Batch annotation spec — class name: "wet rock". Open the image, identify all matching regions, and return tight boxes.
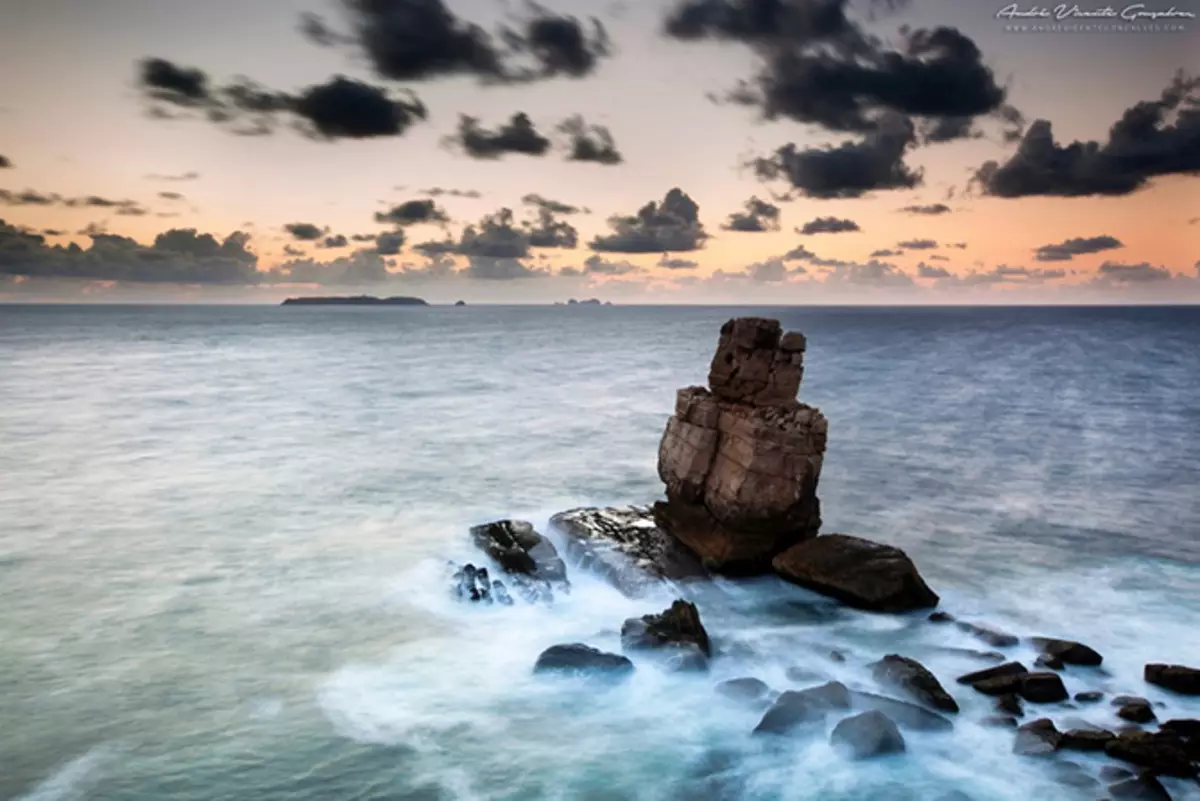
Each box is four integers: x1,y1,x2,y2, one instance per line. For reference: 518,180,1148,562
1118,699,1157,724
451,562,495,603
533,644,634,677
716,677,772,705
549,505,707,597
656,318,826,573
848,691,955,732
928,611,955,623
1013,718,1062,756
621,600,711,659
469,520,567,602
996,693,1024,716
955,621,1019,648
1076,691,1105,703
870,654,959,713
1104,730,1196,778
1145,663,1200,696
753,682,850,735
1099,765,1135,781
1019,672,1069,703
1107,773,1172,800
831,710,906,759
1048,761,1100,792
828,649,847,663
957,662,1029,686
982,715,1019,728
1031,637,1104,666
1061,728,1116,751
972,675,1024,696
1159,718,1200,739
928,646,1007,663
785,665,825,683
663,644,710,673
490,579,513,606
772,534,939,612
1034,653,1064,671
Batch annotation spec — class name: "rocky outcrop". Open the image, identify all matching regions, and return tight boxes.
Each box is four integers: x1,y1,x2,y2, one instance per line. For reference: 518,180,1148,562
533,644,634,677
869,654,959,713
1145,663,1200,695
469,519,568,602
549,505,706,597
831,711,906,759
656,318,826,572
621,600,712,671
772,534,939,612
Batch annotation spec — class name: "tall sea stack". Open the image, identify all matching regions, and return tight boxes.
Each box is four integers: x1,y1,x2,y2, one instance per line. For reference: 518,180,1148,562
655,317,827,573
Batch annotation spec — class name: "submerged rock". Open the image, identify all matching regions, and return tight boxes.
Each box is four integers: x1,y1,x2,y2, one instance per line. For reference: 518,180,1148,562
753,682,851,736
1075,690,1105,703
870,655,959,713
848,690,954,732
1031,637,1103,666
469,519,568,602
451,562,496,603
533,644,634,678
656,318,826,572
955,621,1019,648
621,600,711,657
831,710,906,759
1107,774,1172,800
772,534,939,612
996,693,1024,716
1118,698,1157,724
549,505,707,597
716,677,773,706
1013,718,1062,756
1060,728,1116,751
957,662,1028,686
1144,663,1200,695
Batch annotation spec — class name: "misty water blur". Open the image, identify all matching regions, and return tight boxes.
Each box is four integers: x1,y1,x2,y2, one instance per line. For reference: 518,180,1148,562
2,304,1198,800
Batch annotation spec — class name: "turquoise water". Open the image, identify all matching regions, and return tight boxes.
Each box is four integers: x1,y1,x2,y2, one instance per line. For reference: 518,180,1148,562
2,305,1198,800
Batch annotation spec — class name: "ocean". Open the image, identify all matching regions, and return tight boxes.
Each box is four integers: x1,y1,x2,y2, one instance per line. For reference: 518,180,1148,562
2,304,1198,800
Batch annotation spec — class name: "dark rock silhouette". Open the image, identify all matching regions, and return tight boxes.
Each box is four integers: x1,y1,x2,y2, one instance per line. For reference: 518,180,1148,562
830,710,906,759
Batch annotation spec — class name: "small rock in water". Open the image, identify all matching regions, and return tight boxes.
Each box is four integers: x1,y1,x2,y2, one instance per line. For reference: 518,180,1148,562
1034,653,1063,671
772,534,939,612
1047,761,1100,792
830,710,906,759
1104,730,1196,777
451,562,496,603
1013,718,1062,756
1099,765,1135,781
1117,699,1157,724
1107,773,1172,800
620,600,711,669
955,621,1019,648
753,682,851,736
1144,663,1200,695
533,644,634,678
786,665,825,683
1031,637,1104,666
849,691,954,732
715,677,772,705
981,715,1019,729
996,693,1024,716
1075,690,1104,703
469,520,568,603
1060,728,1116,751
1018,672,1069,703
928,611,955,623
958,661,1028,685
869,654,959,713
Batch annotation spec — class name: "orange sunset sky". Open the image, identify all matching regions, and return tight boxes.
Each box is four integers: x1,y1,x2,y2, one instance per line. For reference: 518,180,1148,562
0,0,1197,303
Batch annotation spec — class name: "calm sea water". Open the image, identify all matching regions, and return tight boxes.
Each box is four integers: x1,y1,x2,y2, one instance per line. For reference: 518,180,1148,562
2,304,1199,801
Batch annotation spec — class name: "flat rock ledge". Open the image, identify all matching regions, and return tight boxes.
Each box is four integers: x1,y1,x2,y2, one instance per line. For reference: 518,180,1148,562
772,534,939,613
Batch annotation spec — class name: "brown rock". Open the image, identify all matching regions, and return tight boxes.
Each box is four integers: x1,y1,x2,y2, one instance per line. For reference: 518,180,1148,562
1107,773,1172,800
1031,637,1104,666
1105,730,1196,778
955,621,1019,648
1075,691,1105,703
870,654,959,713
1061,728,1116,751
830,710,906,759
621,600,711,658
772,534,939,612
1145,663,1200,695
656,318,827,572
996,693,1024,716
957,661,1029,686
1118,699,1157,724
1018,672,1069,703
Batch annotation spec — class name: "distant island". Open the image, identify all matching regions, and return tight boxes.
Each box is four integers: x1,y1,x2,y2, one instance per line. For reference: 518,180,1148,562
281,295,429,306
554,298,613,306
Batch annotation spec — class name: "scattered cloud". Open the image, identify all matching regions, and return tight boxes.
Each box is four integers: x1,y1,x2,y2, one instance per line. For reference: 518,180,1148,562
901,203,951,215
284,222,326,241
374,199,451,226
798,216,860,235
558,115,623,164
283,244,305,256
0,189,148,216
917,262,951,278
658,254,698,269
522,194,587,215
723,196,782,232
590,188,709,252
871,248,903,257
0,155,12,169
158,191,185,201
1034,235,1123,262
375,231,406,255
421,187,482,199
898,238,938,249
319,234,349,249
581,254,641,275
145,171,199,182
1096,261,1173,282
449,112,551,159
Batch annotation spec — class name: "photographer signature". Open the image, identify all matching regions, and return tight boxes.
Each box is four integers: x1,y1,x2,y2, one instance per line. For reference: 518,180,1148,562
996,3,1195,21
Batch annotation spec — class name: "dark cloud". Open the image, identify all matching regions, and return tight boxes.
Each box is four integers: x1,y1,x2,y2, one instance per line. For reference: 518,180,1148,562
1096,261,1172,282
137,60,426,140
783,244,816,260
0,190,146,215
1034,235,1123,262
582,254,641,275
723,196,782,232
929,254,949,261
41,229,65,237
658,254,699,269
590,188,709,253
374,199,451,225
900,203,950,215
917,262,951,278
350,233,377,242
299,12,351,47
285,222,326,241
283,244,306,256
0,155,12,169
319,234,349,249
898,238,937,249
268,249,394,285
1,218,261,284
949,241,967,249
973,74,1200,198
745,258,796,282
753,114,923,198
871,248,902,257
329,0,610,84
522,193,587,214
412,207,569,278
526,209,579,248
450,112,551,159
421,187,482,198
558,115,623,164
953,265,1067,285
798,215,859,234
146,171,200,182
158,191,185,201
375,231,406,255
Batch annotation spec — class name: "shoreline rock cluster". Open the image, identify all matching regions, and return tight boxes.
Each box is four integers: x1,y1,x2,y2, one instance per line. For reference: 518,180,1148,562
445,317,1199,795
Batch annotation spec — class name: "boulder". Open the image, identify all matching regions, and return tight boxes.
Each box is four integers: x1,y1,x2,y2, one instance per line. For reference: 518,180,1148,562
1013,718,1062,756
753,682,851,736
849,691,954,732
1031,637,1104,666
1061,728,1116,751
830,711,906,759
656,318,827,573
1118,699,1157,724
1075,691,1105,703
957,662,1029,686
621,600,711,658
549,505,707,597
1034,653,1063,671
1145,663,1200,695
469,520,568,602
772,534,939,612
996,693,1024,716
869,654,959,713
1105,730,1196,778
1018,672,1069,703
1159,718,1200,739
716,677,772,706
533,644,634,677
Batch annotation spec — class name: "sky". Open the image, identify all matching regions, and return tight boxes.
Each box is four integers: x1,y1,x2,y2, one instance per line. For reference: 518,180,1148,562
0,0,1197,304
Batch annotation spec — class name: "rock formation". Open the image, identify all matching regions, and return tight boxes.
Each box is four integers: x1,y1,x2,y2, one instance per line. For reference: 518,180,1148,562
656,317,827,572
772,534,939,612
469,519,568,602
